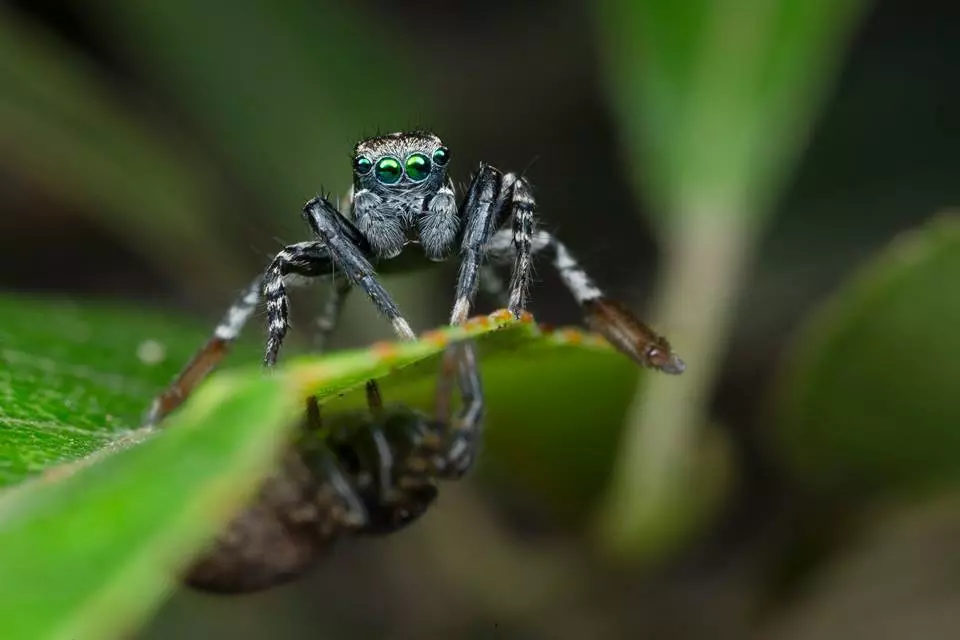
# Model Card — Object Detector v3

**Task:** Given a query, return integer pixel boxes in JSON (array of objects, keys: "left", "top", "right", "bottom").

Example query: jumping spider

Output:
[
  {"left": 150, "top": 130, "right": 684, "bottom": 591},
  {"left": 186, "top": 340, "right": 483, "bottom": 593},
  {"left": 145, "top": 130, "right": 685, "bottom": 427}
]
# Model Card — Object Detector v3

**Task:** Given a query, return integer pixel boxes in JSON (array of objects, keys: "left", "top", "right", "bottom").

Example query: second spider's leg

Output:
[
  {"left": 450, "top": 165, "right": 504, "bottom": 324},
  {"left": 303, "top": 195, "right": 416, "bottom": 342},
  {"left": 312, "top": 278, "right": 352, "bottom": 352},
  {"left": 303, "top": 396, "right": 369, "bottom": 531},
  {"left": 486, "top": 228, "right": 685, "bottom": 374},
  {"left": 144, "top": 276, "right": 261, "bottom": 426},
  {"left": 478, "top": 264, "right": 510, "bottom": 308},
  {"left": 430, "top": 340, "right": 485, "bottom": 478}
]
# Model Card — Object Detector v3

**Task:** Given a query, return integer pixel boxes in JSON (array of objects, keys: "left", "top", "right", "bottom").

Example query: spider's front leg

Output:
[
  {"left": 303, "top": 195, "right": 416, "bottom": 342},
  {"left": 483, "top": 188, "right": 686, "bottom": 374},
  {"left": 449, "top": 168, "right": 538, "bottom": 323},
  {"left": 144, "top": 276, "right": 261, "bottom": 426},
  {"left": 145, "top": 240, "right": 334, "bottom": 425},
  {"left": 450, "top": 165, "right": 504, "bottom": 324}
]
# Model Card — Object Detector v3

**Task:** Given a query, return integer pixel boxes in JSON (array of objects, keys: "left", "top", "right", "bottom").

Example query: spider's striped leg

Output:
[
  {"left": 145, "top": 241, "right": 337, "bottom": 427},
  {"left": 144, "top": 276, "right": 261, "bottom": 427},
  {"left": 500, "top": 172, "right": 537, "bottom": 317},
  {"left": 263, "top": 241, "right": 345, "bottom": 367},
  {"left": 303, "top": 195, "right": 416, "bottom": 342},
  {"left": 450, "top": 165, "right": 503, "bottom": 324},
  {"left": 485, "top": 228, "right": 685, "bottom": 374}
]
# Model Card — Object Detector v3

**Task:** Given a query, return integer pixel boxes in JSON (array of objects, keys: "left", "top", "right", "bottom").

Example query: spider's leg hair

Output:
[
  {"left": 485, "top": 228, "right": 685, "bottom": 374},
  {"left": 450, "top": 164, "right": 504, "bottom": 324},
  {"left": 313, "top": 278, "right": 352, "bottom": 352},
  {"left": 143, "top": 276, "right": 261, "bottom": 427},
  {"left": 303, "top": 195, "right": 415, "bottom": 342},
  {"left": 501, "top": 172, "right": 537, "bottom": 317},
  {"left": 263, "top": 241, "right": 337, "bottom": 367}
]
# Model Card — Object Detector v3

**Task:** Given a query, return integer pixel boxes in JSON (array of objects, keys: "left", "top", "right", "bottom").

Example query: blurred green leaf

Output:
[
  {"left": 775, "top": 215, "right": 960, "bottom": 498},
  {"left": 592, "top": 0, "right": 867, "bottom": 560},
  {"left": 0, "top": 372, "right": 296, "bottom": 640},
  {"left": 0, "top": 10, "right": 243, "bottom": 293},
  {"left": 0, "top": 297, "right": 558, "bottom": 638},
  {"left": 764, "top": 491, "right": 960, "bottom": 640},
  {"left": 92, "top": 0, "right": 434, "bottom": 218},
  {"left": 325, "top": 330, "right": 648, "bottom": 520},
  {"left": 596, "top": 0, "right": 867, "bottom": 220},
  {"left": 0, "top": 296, "right": 262, "bottom": 487}
]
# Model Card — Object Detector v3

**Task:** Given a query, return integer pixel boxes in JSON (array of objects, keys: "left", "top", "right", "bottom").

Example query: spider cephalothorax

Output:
[
  {"left": 144, "top": 129, "right": 684, "bottom": 426},
  {"left": 351, "top": 131, "right": 458, "bottom": 261}
]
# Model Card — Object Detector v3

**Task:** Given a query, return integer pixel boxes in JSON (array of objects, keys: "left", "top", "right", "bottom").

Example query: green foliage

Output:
[
  {"left": 0, "top": 297, "right": 259, "bottom": 487},
  {"left": 776, "top": 216, "right": 960, "bottom": 498},
  {"left": 593, "top": 0, "right": 867, "bottom": 560},
  {"left": 0, "top": 373, "right": 296, "bottom": 640},
  {"left": 0, "top": 295, "right": 641, "bottom": 638},
  {"left": 596, "top": 0, "right": 866, "bottom": 219}
]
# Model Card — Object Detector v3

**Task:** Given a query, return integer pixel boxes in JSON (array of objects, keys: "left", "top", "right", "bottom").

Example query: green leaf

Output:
[
  {"left": 1, "top": 295, "right": 639, "bottom": 638},
  {"left": 320, "top": 329, "right": 647, "bottom": 519},
  {"left": 0, "top": 296, "right": 260, "bottom": 487},
  {"left": 596, "top": 0, "right": 867, "bottom": 220},
  {"left": 591, "top": 0, "right": 867, "bottom": 560},
  {"left": 0, "top": 372, "right": 297, "bottom": 640},
  {"left": 775, "top": 215, "right": 960, "bottom": 498}
]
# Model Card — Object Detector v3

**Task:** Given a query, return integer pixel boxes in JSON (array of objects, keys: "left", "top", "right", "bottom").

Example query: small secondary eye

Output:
[
  {"left": 432, "top": 146, "right": 450, "bottom": 166},
  {"left": 354, "top": 155, "right": 373, "bottom": 175},
  {"left": 375, "top": 157, "right": 402, "bottom": 184},
  {"left": 405, "top": 153, "right": 431, "bottom": 182}
]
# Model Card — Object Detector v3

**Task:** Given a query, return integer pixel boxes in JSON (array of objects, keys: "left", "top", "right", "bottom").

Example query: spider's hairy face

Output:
[{"left": 351, "top": 131, "right": 457, "bottom": 260}]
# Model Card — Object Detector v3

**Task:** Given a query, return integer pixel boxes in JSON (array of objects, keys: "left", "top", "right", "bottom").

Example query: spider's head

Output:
[
  {"left": 351, "top": 131, "right": 456, "bottom": 260},
  {"left": 352, "top": 131, "right": 450, "bottom": 198}
]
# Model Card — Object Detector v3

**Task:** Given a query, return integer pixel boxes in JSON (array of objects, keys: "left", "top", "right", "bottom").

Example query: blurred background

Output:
[{"left": 1, "top": 0, "right": 958, "bottom": 638}]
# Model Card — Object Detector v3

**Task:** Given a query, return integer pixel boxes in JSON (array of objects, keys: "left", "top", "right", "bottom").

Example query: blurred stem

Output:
[
  {"left": 592, "top": 0, "right": 866, "bottom": 560},
  {"left": 597, "top": 209, "right": 756, "bottom": 556}
]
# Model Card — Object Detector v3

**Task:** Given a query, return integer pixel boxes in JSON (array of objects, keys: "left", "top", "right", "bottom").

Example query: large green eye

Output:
[
  {"left": 405, "top": 153, "right": 431, "bottom": 182},
  {"left": 375, "top": 157, "right": 402, "bottom": 184},
  {"left": 353, "top": 155, "right": 373, "bottom": 175},
  {"left": 432, "top": 146, "right": 450, "bottom": 166}
]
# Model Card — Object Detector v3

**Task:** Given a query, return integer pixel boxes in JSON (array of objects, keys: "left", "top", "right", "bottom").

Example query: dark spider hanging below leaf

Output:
[{"left": 185, "top": 340, "right": 483, "bottom": 593}]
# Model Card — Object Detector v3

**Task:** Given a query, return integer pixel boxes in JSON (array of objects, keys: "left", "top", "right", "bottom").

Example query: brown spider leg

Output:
[
  {"left": 144, "top": 277, "right": 261, "bottom": 427},
  {"left": 582, "top": 298, "right": 686, "bottom": 374},
  {"left": 484, "top": 228, "right": 685, "bottom": 374}
]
